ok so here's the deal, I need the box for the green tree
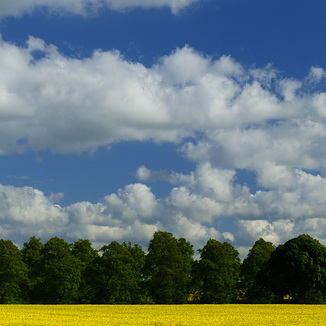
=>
[39,237,83,303]
[175,237,194,302]
[71,239,99,303]
[144,231,194,303]
[96,241,146,304]
[239,238,275,303]
[196,239,240,303]
[124,242,147,302]
[258,234,326,303]
[0,239,28,303]
[21,236,44,303]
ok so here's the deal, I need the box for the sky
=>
[1,0,326,257]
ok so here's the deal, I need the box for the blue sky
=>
[1,0,326,256]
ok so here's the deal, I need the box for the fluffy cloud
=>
[2,36,326,254]
[0,0,201,18]
[0,175,236,251]
[105,0,201,14]
[137,164,326,250]
[0,185,68,242]
[0,183,160,249]
[135,166,170,182]
[2,37,326,163]
[2,160,326,255]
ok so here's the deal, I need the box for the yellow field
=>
[0,304,325,325]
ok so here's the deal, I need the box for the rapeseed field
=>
[0,304,325,325]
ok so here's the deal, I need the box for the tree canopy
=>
[239,238,275,303]
[0,239,28,303]
[96,241,145,303]
[144,231,194,303]
[258,234,326,303]
[39,237,83,303]
[195,239,240,303]
[0,233,325,304]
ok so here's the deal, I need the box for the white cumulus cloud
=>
[2,161,326,254]
[0,0,201,18]
[1,36,326,253]
[3,37,326,163]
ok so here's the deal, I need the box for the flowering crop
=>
[0,304,325,325]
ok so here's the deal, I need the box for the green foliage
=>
[39,237,83,303]
[239,238,275,303]
[71,239,99,303]
[144,231,194,304]
[95,241,146,304]
[72,239,98,264]
[0,233,324,304]
[0,239,28,303]
[257,234,326,303]
[196,239,240,303]
[21,236,44,303]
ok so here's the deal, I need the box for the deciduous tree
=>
[196,239,240,303]
[239,238,275,303]
[96,241,146,303]
[71,239,99,303]
[21,236,44,303]
[258,234,326,303]
[144,231,194,303]
[39,237,83,303]
[0,239,28,303]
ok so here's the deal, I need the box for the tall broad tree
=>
[144,231,194,304]
[21,236,44,303]
[257,234,326,303]
[0,239,28,303]
[95,241,146,304]
[124,242,147,302]
[71,239,99,303]
[39,237,83,303]
[239,238,275,303]
[196,239,240,303]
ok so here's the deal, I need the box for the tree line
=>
[1,232,326,304]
